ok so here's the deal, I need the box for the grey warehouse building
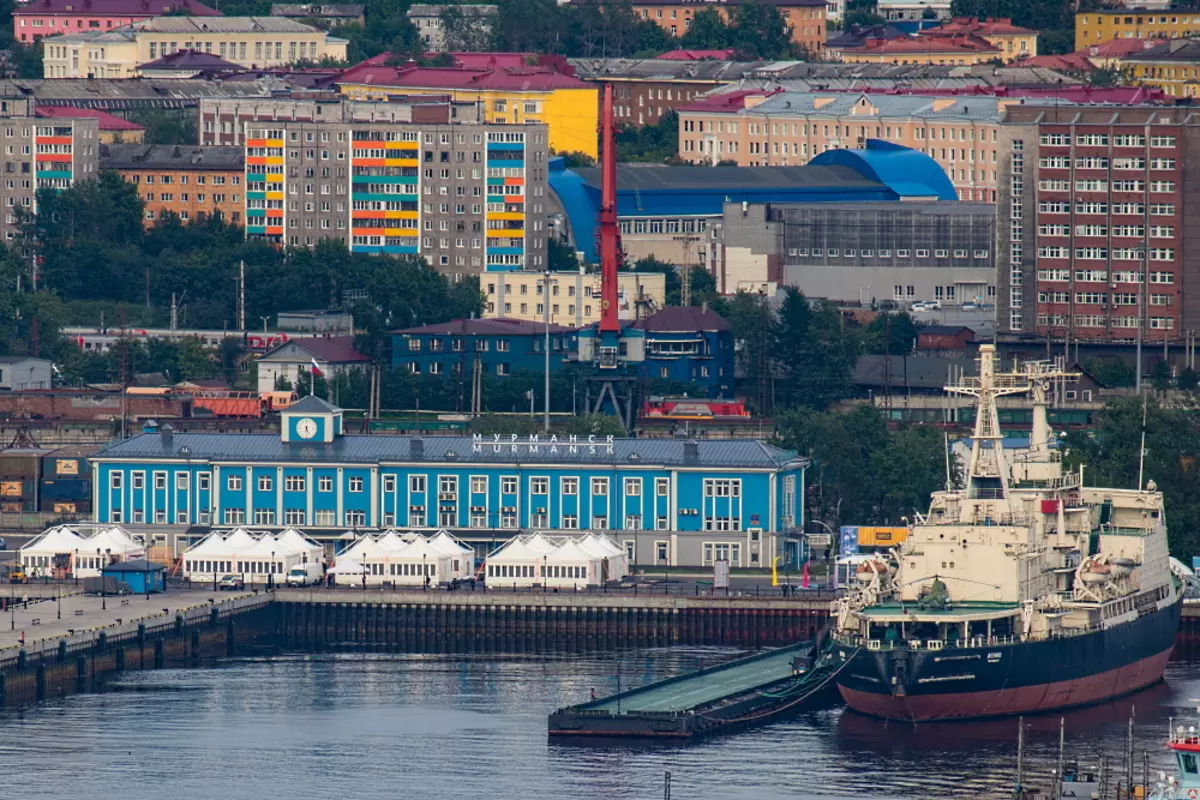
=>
[715,201,996,306]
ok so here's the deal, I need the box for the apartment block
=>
[678,90,1007,201]
[198,95,481,146]
[997,106,1200,347]
[241,115,549,275]
[101,143,244,226]
[13,0,218,44]
[482,269,667,328]
[0,97,99,243]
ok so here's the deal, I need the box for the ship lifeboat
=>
[1080,562,1112,586]
[1110,558,1136,578]
[856,561,890,583]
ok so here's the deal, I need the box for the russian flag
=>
[310,357,324,378]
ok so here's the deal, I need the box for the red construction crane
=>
[598,81,621,334]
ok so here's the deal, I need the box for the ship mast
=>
[945,344,1030,503]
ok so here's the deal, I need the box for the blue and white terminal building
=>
[89,397,810,568]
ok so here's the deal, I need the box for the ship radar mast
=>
[944,345,1076,504]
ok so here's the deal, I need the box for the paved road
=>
[0,587,255,656]
[590,647,798,713]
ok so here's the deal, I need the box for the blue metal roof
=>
[809,139,958,202]
[550,142,956,262]
[94,432,805,470]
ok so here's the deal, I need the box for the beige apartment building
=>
[483,269,666,328]
[42,17,347,78]
[678,90,1011,202]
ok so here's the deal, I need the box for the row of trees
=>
[0,173,483,366]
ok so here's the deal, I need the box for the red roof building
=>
[13,0,219,44]
[35,106,145,143]
[919,17,1038,63]
[842,33,1002,64]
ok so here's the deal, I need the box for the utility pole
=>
[239,260,247,332]
[170,293,178,333]
[543,269,551,433]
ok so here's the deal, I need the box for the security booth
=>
[101,560,167,594]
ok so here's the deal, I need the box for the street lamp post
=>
[73,549,78,587]
[269,550,275,591]
[97,548,106,611]
[543,554,548,593]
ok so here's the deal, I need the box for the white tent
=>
[274,528,324,564]
[384,537,451,586]
[328,559,368,577]
[180,528,297,586]
[579,534,629,582]
[485,537,545,587]
[87,526,146,560]
[429,530,475,580]
[523,533,559,556]
[543,539,604,588]
[20,525,91,577]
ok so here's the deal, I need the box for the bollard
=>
[58,640,68,663]
[97,631,107,652]
[17,649,27,670]
[35,663,45,701]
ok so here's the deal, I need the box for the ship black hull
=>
[833,598,1182,721]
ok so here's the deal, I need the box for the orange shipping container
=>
[192,397,262,418]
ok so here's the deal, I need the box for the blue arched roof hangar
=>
[809,139,958,203]
[549,140,957,263]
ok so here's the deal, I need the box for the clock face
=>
[296,418,318,440]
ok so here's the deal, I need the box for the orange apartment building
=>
[678,89,1011,201]
[629,0,827,55]
[100,143,244,226]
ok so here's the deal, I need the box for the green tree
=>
[616,111,680,163]
[1179,367,1198,393]
[549,237,581,271]
[721,290,773,412]
[127,109,196,145]
[731,0,795,59]
[439,5,496,52]
[1151,360,1172,392]
[680,8,732,49]
[864,312,917,356]
[1085,356,1136,388]
[772,288,857,410]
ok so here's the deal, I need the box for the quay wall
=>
[273,590,830,652]
[0,594,273,707]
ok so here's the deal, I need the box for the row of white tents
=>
[333,530,475,585]
[182,527,324,584]
[20,525,146,577]
[484,533,628,588]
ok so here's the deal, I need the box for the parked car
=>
[0,536,8,551]
[218,574,245,591]
[962,302,980,311]
[912,300,941,312]
[8,566,26,584]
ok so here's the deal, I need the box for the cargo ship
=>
[831,344,1183,721]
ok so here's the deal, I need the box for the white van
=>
[286,563,323,587]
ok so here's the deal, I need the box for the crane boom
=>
[598,81,620,334]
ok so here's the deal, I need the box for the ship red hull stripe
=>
[839,647,1174,721]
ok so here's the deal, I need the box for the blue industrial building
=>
[391,318,577,376]
[550,140,957,262]
[88,398,807,563]
[627,306,735,397]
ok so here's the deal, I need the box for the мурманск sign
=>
[471,434,616,456]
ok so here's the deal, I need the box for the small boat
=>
[1148,718,1200,800]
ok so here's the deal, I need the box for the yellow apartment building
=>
[483,270,667,328]
[42,16,347,78]
[1075,8,1200,50]
[337,63,600,158]
[629,0,827,55]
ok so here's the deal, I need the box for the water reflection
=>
[0,649,1195,800]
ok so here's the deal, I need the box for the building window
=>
[561,477,578,495]
[562,514,578,529]
[258,475,273,492]
[656,477,669,496]
[315,510,335,526]
[410,475,427,493]
[254,509,275,525]
[228,475,242,491]
[471,476,487,494]
[319,476,333,492]
[625,514,642,530]
[592,477,609,495]
[624,478,642,497]
[224,508,246,525]
[346,510,366,526]
[501,476,518,494]
[348,477,364,492]
[531,477,549,494]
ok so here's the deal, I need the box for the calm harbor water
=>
[2,647,1196,800]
